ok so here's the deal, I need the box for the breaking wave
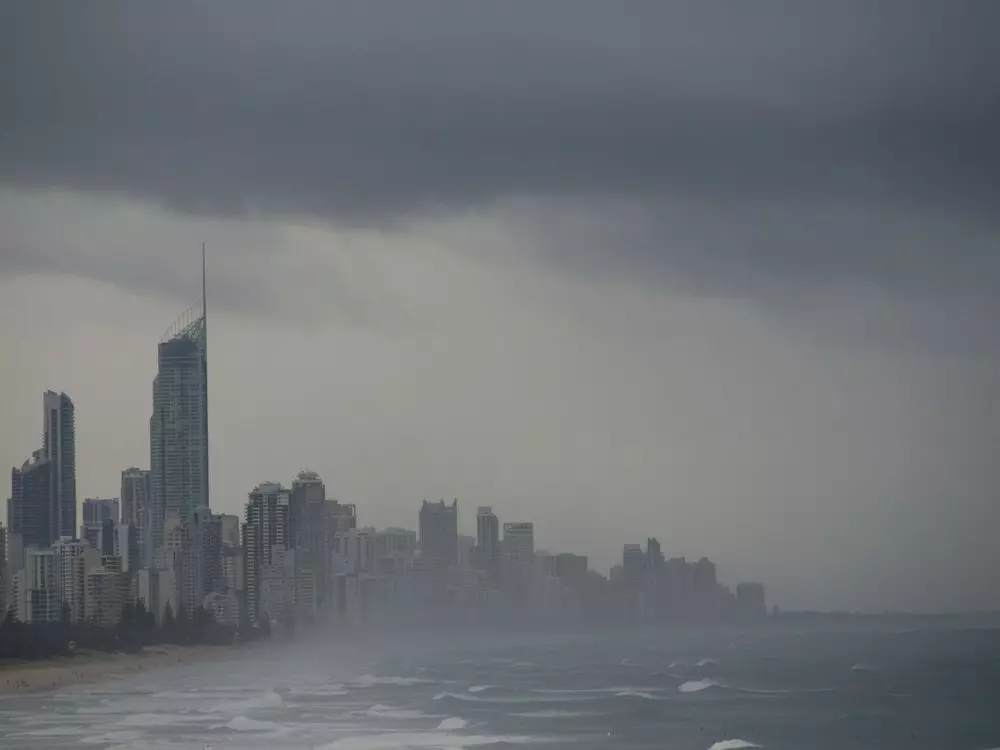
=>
[679,679,719,693]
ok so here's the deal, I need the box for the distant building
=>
[21,548,59,623]
[120,468,151,564]
[622,544,644,589]
[8,391,76,551]
[53,538,99,623]
[82,497,120,525]
[0,522,6,612]
[419,499,458,568]
[244,482,290,624]
[9,451,51,550]
[736,582,767,619]
[501,522,535,604]
[86,564,127,627]
[42,391,77,540]
[554,553,588,585]
[476,506,500,584]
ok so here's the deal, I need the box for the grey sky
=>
[2,3,998,611]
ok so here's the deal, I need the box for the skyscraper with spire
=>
[149,247,210,557]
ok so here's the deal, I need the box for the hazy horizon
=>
[3,2,999,613]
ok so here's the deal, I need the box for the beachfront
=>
[0,644,233,694]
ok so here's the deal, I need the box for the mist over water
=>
[2,626,999,750]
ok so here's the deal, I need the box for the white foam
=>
[361,704,432,720]
[851,662,877,673]
[467,685,498,693]
[208,690,285,714]
[696,658,718,668]
[226,716,281,732]
[437,717,469,730]
[679,679,717,693]
[79,730,145,745]
[615,690,662,700]
[708,741,760,750]
[353,674,432,687]
[22,726,89,737]
[118,712,220,727]
[322,732,541,749]
[510,710,591,719]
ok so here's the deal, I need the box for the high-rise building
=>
[150,251,209,558]
[8,391,76,552]
[52,538,99,623]
[120,468,150,526]
[174,506,220,618]
[419,499,458,567]
[9,451,51,550]
[290,470,333,608]
[244,482,291,624]
[21,548,59,623]
[622,544,644,589]
[82,497,120,525]
[86,564,127,627]
[554,553,588,586]
[476,506,500,583]
[501,521,535,603]
[0,522,7,612]
[42,391,76,540]
[121,468,151,564]
[736,582,767,619]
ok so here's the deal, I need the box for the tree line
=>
[0,600,270,662]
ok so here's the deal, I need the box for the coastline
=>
[0,643,235,695]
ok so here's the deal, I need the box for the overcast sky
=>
[2,2,998,612]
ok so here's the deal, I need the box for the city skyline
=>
[3,4,999,614]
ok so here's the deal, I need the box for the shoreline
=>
[0,643,236,695]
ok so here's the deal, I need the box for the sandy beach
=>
[0,644,235,695]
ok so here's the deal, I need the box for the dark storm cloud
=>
[2,1,999,296]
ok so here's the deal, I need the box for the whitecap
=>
[437,717,469,730]
[208,690,284,714]
[679,679,718,693]
[467,685,498,693]
[615,690,662,700]
[510,710,591,719]
[353,674,432,687]
[225,716,281,732]
[118,712,220,727]
[78,730,145,745]
[360,704,432,720]
[321,732,542,749]
[696,658,718,668]
[21,726,90,737]
[708,740,760,750]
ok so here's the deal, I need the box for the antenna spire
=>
[201,242,207,333]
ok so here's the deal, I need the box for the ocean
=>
[1,626,999,749]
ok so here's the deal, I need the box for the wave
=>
[78,730,145,745]
[437,717,469,730]
[851,662,878,673]
[467,685,499,693]
[353,674,434,687]
[679,679,718,693]
[708,741,760,750]
[360,704,435,721]
[696,658,719,668]
[614,690,663,700]
[509,710,593,719]
[531,685,661,695]
[321,731,543,749]
[208,690,285,714]
[117,712,221,727]
[225,716,281,732]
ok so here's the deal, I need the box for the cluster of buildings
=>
[1,257,767,635]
